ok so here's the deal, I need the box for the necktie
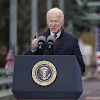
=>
[54,34,57,39]
[54,34,57,50]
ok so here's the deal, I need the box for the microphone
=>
[38,36,46,49]
[47,35,56,49]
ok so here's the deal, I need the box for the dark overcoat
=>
[24,28,85,75]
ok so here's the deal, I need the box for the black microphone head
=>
[38,35,46,43]
[47,35,56,43]
[38,36,46,49]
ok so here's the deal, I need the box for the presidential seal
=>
[32,61,57,86]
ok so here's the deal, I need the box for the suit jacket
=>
[24,28,85,75]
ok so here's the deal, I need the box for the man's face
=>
[47,12,64,34]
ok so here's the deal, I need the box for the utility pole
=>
[31,0,38,39]
[9,0,17,55]
[46,0,53,28]
[58,0,64,12]
[47,0,53,11]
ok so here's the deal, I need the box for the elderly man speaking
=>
[24,7,85,75]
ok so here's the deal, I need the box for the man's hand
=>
[31,33,38,50]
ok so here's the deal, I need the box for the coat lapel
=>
[41,29,50,38]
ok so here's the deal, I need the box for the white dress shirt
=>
[50,30,61,39]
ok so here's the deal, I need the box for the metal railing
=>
[0,68,13,98]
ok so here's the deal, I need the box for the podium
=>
[12,55,83,99]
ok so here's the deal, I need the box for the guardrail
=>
[0,68,13,98]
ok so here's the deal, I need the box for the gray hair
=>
[46,7,64,20]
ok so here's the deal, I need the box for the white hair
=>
[46,7,64,20]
